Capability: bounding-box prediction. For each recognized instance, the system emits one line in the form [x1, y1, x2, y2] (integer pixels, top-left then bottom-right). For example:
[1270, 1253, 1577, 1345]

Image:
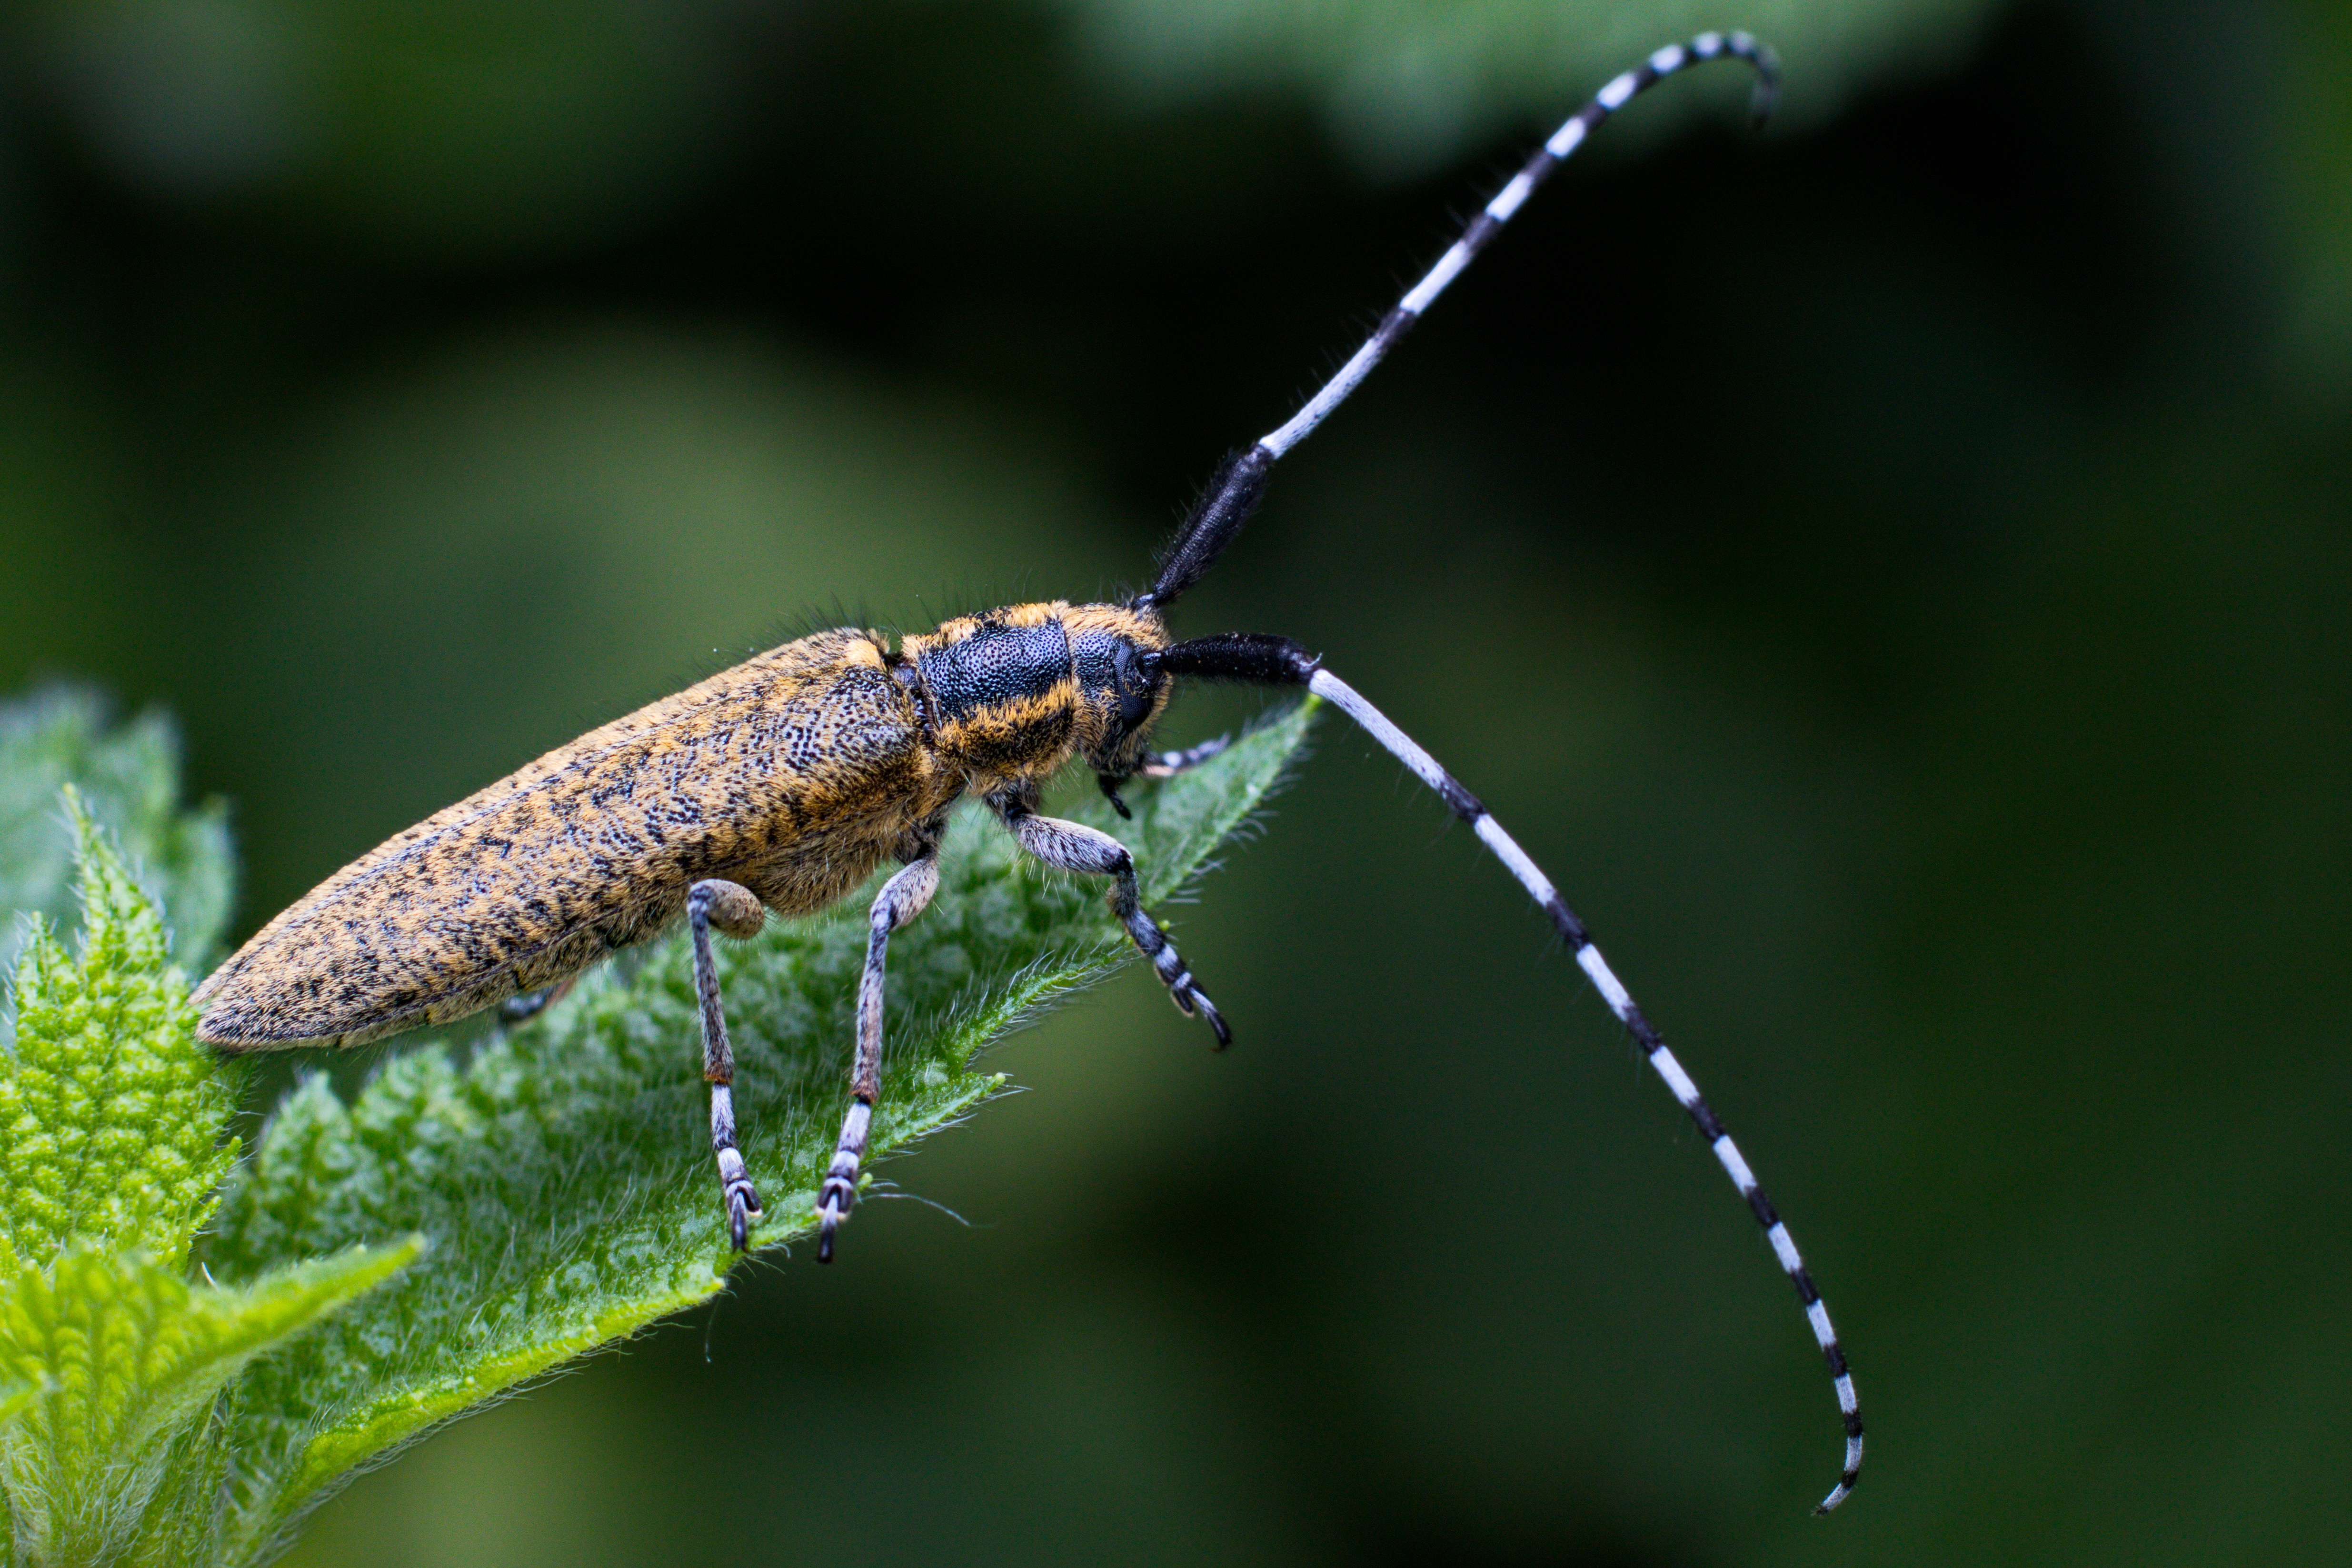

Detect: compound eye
[1112, 642, 1156, 728]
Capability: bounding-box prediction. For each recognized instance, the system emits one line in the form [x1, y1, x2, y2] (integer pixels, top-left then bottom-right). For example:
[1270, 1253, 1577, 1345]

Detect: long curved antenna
[1133, 32, 1778, 613]
[1153, 632, 1862, 1513]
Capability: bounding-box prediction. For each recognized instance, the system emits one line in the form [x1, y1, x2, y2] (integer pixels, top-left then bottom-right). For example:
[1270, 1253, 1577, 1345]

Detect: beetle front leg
[1137, 734, 1232, 777]
[818, 840, 944, 1262]
[993, 796, 1229, 1047]
[689, 878, 767, 1249]
[1096, 734, 1232, 818]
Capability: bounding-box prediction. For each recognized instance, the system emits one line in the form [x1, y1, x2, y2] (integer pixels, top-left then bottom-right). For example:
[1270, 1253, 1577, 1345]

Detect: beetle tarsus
[817, 1195, 850, 1263]
[1187, 987, 1231, 1049]
[722, 1172, 761, 1252]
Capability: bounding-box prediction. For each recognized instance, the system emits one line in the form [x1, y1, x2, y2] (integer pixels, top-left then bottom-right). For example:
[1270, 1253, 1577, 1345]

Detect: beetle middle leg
[993, 793, 1229, 1047]
[817, 830, 946, 1263]
[689, 878, 768, 1249]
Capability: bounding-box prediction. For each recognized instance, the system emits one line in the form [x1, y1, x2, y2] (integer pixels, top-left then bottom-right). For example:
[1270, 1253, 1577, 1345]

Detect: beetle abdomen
[197, 628, 948, 1049]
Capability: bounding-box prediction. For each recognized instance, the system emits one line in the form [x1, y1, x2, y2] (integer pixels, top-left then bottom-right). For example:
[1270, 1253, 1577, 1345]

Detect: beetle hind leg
[499, 972, 579, 1025]
[818, 834, 946, 1263]
[689, 878, 768, 1248]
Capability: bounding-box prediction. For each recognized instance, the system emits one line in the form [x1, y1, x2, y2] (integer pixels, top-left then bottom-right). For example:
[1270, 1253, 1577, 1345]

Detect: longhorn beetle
[193, 32, 1863, 1512]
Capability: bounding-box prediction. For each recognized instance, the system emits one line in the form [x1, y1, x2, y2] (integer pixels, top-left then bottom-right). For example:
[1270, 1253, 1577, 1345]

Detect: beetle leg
[498, 972, 579, 1025]
[993, 798, 1230, 1048]
[817, 839, 945, 1263]
[1136, 734, 1232, 778]
[689, 878, 767, 1249]
[1100, 735, 1236, 818]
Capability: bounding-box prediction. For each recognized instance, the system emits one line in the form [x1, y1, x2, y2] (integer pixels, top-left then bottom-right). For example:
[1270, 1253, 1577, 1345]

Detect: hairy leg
[817, 838, 945, 1262]
[689, 878, 767, 1249]
[993, 793, 1228, 1046]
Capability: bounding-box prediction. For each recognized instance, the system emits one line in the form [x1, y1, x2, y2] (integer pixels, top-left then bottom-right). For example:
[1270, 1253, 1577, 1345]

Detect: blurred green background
[3, 0, 2348, 1562]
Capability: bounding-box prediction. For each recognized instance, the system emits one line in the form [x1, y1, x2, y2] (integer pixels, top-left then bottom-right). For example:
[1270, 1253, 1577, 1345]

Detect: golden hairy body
[195, 602, 1168, 1051]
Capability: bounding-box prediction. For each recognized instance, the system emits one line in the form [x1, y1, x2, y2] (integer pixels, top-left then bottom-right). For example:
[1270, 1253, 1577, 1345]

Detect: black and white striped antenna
[1134, 31, 1779, 615]
[1137, 33, 1866, 1514]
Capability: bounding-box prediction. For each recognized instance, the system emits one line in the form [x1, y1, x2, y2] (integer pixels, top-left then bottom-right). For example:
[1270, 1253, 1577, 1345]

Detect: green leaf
[0, 688, 236, 991]
[0, 1378, 38, 1435]
[199, 697, 1316, 1558]
[1, 791, 244, 1273]
[0, 1241, 416, 1568]
[0, 786, 411, 1567]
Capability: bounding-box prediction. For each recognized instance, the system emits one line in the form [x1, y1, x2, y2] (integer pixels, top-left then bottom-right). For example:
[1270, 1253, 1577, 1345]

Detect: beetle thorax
[899, 600, 1171, 787]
